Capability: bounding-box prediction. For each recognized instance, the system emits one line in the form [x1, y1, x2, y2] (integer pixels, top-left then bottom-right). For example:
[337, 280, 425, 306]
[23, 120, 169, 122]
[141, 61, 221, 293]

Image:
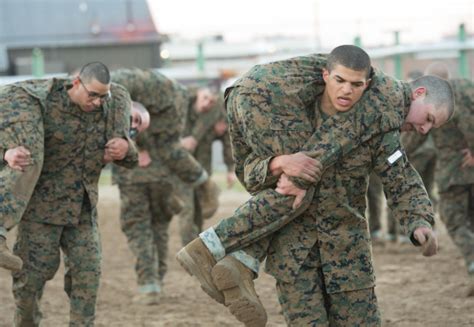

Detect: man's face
[131, 106, 150, 133]
[74, 77, 111, 112]
[322, 65, 370, 115]
[195, 88, 216, 113]
[401, 88, 449, 134]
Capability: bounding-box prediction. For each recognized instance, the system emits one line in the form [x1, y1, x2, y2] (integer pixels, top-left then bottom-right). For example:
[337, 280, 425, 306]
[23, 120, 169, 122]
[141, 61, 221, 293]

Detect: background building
[0, 0, 162, 76]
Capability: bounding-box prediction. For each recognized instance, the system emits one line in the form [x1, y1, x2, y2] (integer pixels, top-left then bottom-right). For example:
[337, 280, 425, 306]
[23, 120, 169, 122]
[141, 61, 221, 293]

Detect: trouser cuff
[229, 250, 260, 274]
[199, 227, 225, 261]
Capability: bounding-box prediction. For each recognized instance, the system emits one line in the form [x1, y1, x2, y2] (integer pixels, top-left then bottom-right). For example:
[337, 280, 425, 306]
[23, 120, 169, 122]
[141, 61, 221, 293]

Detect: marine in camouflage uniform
[176, 94, 234, 245]
[11, 69, 139, 326]
[430, 78, 474, 292]
[110, 70, 208, 296]
[194, 99, 235, 220]
[174, 88, 218, 246]
[112, 129, 172, 303]
[111, 68, 207, 186]
[178, 47, 453, 325]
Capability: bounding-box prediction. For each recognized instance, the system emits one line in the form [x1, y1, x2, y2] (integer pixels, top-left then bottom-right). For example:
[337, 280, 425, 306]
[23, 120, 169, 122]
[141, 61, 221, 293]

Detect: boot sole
[176, 248, 224, 304]
[212, 261, 267, 327]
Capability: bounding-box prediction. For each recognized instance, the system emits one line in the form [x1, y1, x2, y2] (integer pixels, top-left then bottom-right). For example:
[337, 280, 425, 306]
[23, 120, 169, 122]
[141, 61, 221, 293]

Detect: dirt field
[1, 183, 473, 326]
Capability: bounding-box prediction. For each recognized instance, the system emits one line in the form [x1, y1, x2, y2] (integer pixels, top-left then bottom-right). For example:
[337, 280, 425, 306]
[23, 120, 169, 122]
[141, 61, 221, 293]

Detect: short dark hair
[79, 62, 110, 84]
[327, 45, 371, 78]
[410, 75, 455, 120]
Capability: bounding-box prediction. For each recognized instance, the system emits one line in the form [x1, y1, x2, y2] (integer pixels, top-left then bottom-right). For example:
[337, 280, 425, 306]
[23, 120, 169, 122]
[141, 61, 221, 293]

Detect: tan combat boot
[0, 236, 23, 271]
[211, 256, 267, 327]
[176, 238, 224, 303]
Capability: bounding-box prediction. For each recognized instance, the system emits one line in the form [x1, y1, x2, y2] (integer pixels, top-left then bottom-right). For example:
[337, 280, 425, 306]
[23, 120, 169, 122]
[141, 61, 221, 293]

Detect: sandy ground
[1, 183, 473, 326]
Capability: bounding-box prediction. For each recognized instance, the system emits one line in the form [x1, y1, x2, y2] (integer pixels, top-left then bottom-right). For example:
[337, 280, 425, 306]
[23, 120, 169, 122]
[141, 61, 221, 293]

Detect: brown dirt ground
[1, 181, 473, 326]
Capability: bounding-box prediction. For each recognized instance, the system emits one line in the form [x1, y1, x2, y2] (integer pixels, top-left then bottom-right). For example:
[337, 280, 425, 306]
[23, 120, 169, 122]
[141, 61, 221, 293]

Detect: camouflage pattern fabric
[226, 54, 407, 193]
[110, 76, 215, 289]
[111, 69, 206, 185]
[431, 78, 474, 271]
[399, 132, 437, 206]
[367, 173, 384, 234]
[192, 98, 233, 220]
[368, 132, 438, 237]
[202, 54, 435, 321]
[0, 84, 45, 232]
[118, 183, 172, 288]
[438, 185, 474, 267]
[212, 58, 413, 253]
[275, 231, 380, 326]
[14, 198, 101, 326]
[175, 94, 230, 243]
[11, 78, 138, 326]
[174, 178, 201, 246]
[173, 89, 209, 246]
[431, 79, 474, 191]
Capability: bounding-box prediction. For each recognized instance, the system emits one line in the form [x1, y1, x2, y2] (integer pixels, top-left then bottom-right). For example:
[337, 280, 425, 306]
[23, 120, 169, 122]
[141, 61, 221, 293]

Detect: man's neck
[320, 92, 337, 116]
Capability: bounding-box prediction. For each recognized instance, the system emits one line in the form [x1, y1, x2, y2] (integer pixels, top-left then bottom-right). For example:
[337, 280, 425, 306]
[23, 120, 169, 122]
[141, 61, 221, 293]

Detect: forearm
[242, 155, 279, 194]
[155, 137, 207, 185]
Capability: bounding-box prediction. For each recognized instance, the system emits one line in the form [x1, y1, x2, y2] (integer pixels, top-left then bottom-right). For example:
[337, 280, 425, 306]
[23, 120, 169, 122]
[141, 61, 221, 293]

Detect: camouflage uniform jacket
[431, 78, 474, 192]
[226, 54, 408, 193]
[111, 69, 205, 185]
[18, 79, 138, 225]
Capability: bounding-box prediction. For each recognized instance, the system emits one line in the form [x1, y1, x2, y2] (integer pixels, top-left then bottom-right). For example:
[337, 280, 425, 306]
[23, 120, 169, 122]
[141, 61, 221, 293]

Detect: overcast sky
[147, 0, 473, 47]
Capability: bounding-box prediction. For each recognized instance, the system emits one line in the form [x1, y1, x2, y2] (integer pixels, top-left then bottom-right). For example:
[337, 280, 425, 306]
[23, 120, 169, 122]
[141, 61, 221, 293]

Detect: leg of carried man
[0, 118, 44, 272]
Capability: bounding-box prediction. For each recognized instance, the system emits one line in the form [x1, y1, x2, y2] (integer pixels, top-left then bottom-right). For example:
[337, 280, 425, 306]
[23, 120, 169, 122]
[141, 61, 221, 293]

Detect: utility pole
[458, 23, 468, 78]
[31, 48, 44, 77]
[393, 31, 402, 79]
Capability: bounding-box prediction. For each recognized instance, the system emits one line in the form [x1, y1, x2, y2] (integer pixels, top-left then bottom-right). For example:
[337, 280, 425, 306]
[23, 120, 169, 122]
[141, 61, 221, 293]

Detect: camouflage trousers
[12, 202, 101, 326]
[276, 264, 380, 326]
[211, 187, 314, 255]
[173, 179, 202, 246]
[438, 184, 474, 271]
[0, 119, 44, 237]
[119, 183, 172, 289]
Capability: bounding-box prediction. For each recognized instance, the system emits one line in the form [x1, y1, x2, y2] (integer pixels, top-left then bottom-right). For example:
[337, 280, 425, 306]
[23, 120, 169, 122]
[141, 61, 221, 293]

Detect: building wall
[8, 43, 161, 75]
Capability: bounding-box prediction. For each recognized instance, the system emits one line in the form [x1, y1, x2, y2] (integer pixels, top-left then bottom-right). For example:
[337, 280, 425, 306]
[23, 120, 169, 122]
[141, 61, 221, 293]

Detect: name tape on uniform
[387, 149, 403, 165]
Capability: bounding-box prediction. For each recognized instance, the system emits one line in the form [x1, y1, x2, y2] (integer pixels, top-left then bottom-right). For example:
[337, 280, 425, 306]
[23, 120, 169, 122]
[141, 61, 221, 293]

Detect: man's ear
[364, 78, 372, 89]
[322, 68, 330, 82]
[413, 86, 427, 99]
[72, 77, 81, 87]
